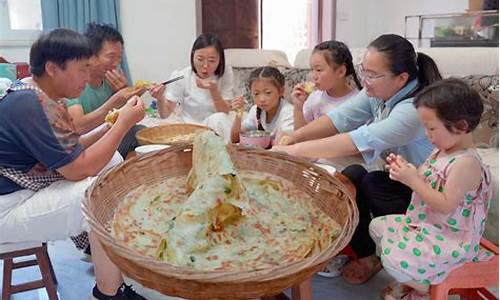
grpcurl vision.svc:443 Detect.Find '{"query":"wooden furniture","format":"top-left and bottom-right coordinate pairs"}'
top-left (1, 242), bottom-right (58, 300)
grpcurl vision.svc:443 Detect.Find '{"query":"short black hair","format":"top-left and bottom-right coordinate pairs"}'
top-left (190, 33), bottom-right (225, 77)
top-left (30, 28), bottom-right (92, 77)
top-left (414, 78), bottom-right (484, 133)
top-left (84, 22), bottom-right (124, 55)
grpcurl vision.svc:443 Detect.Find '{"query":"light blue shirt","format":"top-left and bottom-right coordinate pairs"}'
top-left (327, 79), bottom-right (433, 166)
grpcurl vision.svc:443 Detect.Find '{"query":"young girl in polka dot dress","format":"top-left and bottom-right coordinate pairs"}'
top-left (370, 79), bottom-right (493, 300)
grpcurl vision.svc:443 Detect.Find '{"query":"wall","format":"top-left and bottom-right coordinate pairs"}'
top-left (0, 0), bottom-right (200, 80)
top-left (120, 0), bottom-right (200, 83)
top-left (336, 0), bottom-right (469, 48)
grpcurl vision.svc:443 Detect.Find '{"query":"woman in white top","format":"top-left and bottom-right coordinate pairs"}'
top-left (231, 66), bottom-right (294, 145)
top-left (150, 33), bottom-right (235, 140)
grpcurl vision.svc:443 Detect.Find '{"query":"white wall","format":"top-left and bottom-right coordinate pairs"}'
top-left (336, 0), bottom-right (469, 48)
top-left (120, 0), bottom-right (200, 83)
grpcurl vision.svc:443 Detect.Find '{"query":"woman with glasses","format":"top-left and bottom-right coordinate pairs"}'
top-left (273, 34), bottom-right (442, 285)
top-left (150, 33), bottom-right (235, 140)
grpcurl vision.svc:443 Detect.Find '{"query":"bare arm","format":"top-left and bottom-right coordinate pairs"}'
top-left (291, 84), bottom-right (308, 130)
top-left (387, 154), bottom-right (482, 214)
top-left (291, 115), bottom-right (338, 144)
top-left (68, 87), bottom-right (144, 134)
top-left (274, 132), bottom-right (359, 159)
top-left (78, 124), bottom-right (110, 149)
top-left (230, 96), bottom-right (245, 143)
top-left (58, 97), bottom-right (145, 180)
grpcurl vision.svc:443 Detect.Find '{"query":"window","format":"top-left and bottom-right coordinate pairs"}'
top-left (261, 0), bottom-right (314, 64)
top-left (0, 0), bottom-right (42, 45)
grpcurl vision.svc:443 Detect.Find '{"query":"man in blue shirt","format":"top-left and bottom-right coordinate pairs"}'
top-left (0, 29), bottom-right (147, 299)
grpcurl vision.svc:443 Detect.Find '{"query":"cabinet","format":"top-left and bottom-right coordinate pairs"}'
top-left (405, 10), bottom-right (498, 47)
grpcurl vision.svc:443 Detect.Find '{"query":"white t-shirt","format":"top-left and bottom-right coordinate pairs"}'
top-left (242, 99), bottom-right (294, 139)
top-left (164, 66), bottom-right (235, 123)
top-left (303, 89), bottom-right (359, 123)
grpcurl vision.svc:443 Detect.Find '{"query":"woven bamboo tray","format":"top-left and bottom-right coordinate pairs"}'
top-left (82, 144), bottom-right (358, 300)
top-left (135, 123), bottom-right (211, 145)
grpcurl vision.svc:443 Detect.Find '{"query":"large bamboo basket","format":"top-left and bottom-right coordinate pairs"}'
top-left (135, 123), bottom-right (211, 145)
top-left (82, 144), bottom-right (358, 300)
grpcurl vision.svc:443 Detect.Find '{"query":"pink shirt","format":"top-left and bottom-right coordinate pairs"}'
top-left (303, 89), bottom-right (359, 123)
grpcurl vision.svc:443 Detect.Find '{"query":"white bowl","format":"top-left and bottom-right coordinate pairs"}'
top-left (314, 163), bottom-right (336, 175)
top-left (135, 144), bottom-right (170, 155)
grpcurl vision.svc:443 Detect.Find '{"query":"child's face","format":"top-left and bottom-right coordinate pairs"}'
top-left (418, 106), bottom-right (463, 151)
top-left (309, 52), bottom-right (345, 91)
top-left (193, 46), bottom-right (220, 79)
top-left (250, 78), bottom-right (283, 112)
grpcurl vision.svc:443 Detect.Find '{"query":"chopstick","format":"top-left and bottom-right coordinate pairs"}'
top-left (161, 75), bottom-right (184, 86)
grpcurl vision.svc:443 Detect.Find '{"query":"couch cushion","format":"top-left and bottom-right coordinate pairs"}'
top-left (458, 75), bottom-right (499, 148)
top-left (225, 48), bottom-right (291, 68)
top-left (477, 148), bottom-right (499, 244)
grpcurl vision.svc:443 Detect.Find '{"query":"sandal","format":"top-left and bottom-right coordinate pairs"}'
top-left (317, 255), bottom-right (350, 278)
top-left (341, 256), bottom-right (382, 284)
top-left (381, 281), bottom-right (413, 300)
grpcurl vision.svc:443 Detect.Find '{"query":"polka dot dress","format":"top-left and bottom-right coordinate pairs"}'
top-left (378, 149), bottom-right (493, 285)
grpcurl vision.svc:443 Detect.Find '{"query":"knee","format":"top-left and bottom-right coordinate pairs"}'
top-left (341, 164), bottom-right (367, 185)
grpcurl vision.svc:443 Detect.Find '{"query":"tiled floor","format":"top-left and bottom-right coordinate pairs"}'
top-left (1, 239), bottom-right (396, 300)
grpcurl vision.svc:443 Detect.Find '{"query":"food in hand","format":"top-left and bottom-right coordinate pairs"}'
top-left (278, 135), bottom-right (291, 145)
top-left (134, 80), bottom-right (153, 89)
top-left (105, 108), bottom-right (120, 124)
top-left (303, 81), bottom-right (315, 94)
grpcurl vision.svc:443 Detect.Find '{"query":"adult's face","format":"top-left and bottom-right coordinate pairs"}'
top-left (49, 58), bottom-right (91, 99)
top-left (359, 49), bottom-right (408, 101)
top-left (192, 46), bottom-right (220, 79)
top-left (90, 40), bottom-right (123, 77)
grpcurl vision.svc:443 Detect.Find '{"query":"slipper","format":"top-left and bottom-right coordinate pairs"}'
top-left (317, 255), bottom-right (350, 278)
top-left (381, 281), bottom-right (413, 300)
top-left (341, 257), bottom-right (382, 284)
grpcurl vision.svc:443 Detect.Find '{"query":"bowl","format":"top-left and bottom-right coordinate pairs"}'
top-left (135, 144), bottom-right (170, 155)
top-left (239, 130), bottom-right (271, 148)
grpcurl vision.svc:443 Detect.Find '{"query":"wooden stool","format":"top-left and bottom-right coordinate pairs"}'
top-left (430, 237), bottom-right (499, 300)
top-left (1, 242), bottom-right (58, 300)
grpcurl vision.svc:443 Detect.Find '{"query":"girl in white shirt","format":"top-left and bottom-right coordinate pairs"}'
top-left (150, 33), bottom-right (235, 140)
top-left (231, 66), bottom-right (294, 145)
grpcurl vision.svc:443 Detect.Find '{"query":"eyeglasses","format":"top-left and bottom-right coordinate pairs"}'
top-left (357, 64), bottom-right (391, 85)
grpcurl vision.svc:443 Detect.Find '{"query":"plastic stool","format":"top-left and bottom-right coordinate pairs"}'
top-left (430, 237), bottom-right (499, 300)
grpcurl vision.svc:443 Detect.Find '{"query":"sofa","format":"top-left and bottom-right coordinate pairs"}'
top-left (225, 47), bottom-right (499, 243)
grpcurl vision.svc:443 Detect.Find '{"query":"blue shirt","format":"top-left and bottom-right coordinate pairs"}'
top-left (0, 82), bottom-right (83, 194)
top-left (327, 79), bottom-right (433, 166)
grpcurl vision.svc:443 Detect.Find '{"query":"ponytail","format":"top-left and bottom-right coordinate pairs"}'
top-left (415, 52), bottom-right (442, 91)
top-left (368, 34), bottom-right (442, 96)
top-left (314, 40), bottom-right (362, 90)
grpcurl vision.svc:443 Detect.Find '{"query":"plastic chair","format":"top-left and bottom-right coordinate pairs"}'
top-left (1, 242), bottom-right (58, 300)
top-left (430, 237), bottom-right (499, 300)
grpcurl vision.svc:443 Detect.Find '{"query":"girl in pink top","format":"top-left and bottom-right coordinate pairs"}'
top-left (371, 79), bottom-right (493, 300)
top-left (291, 40), bottom-right (362, 130)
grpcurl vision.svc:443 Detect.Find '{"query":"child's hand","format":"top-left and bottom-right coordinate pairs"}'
top-left (231, 96), bottom-right (245, 111)
top-left (291, 83), bottom-right (308, 108)
top-left (388, 155), bottom-right (418, 187)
